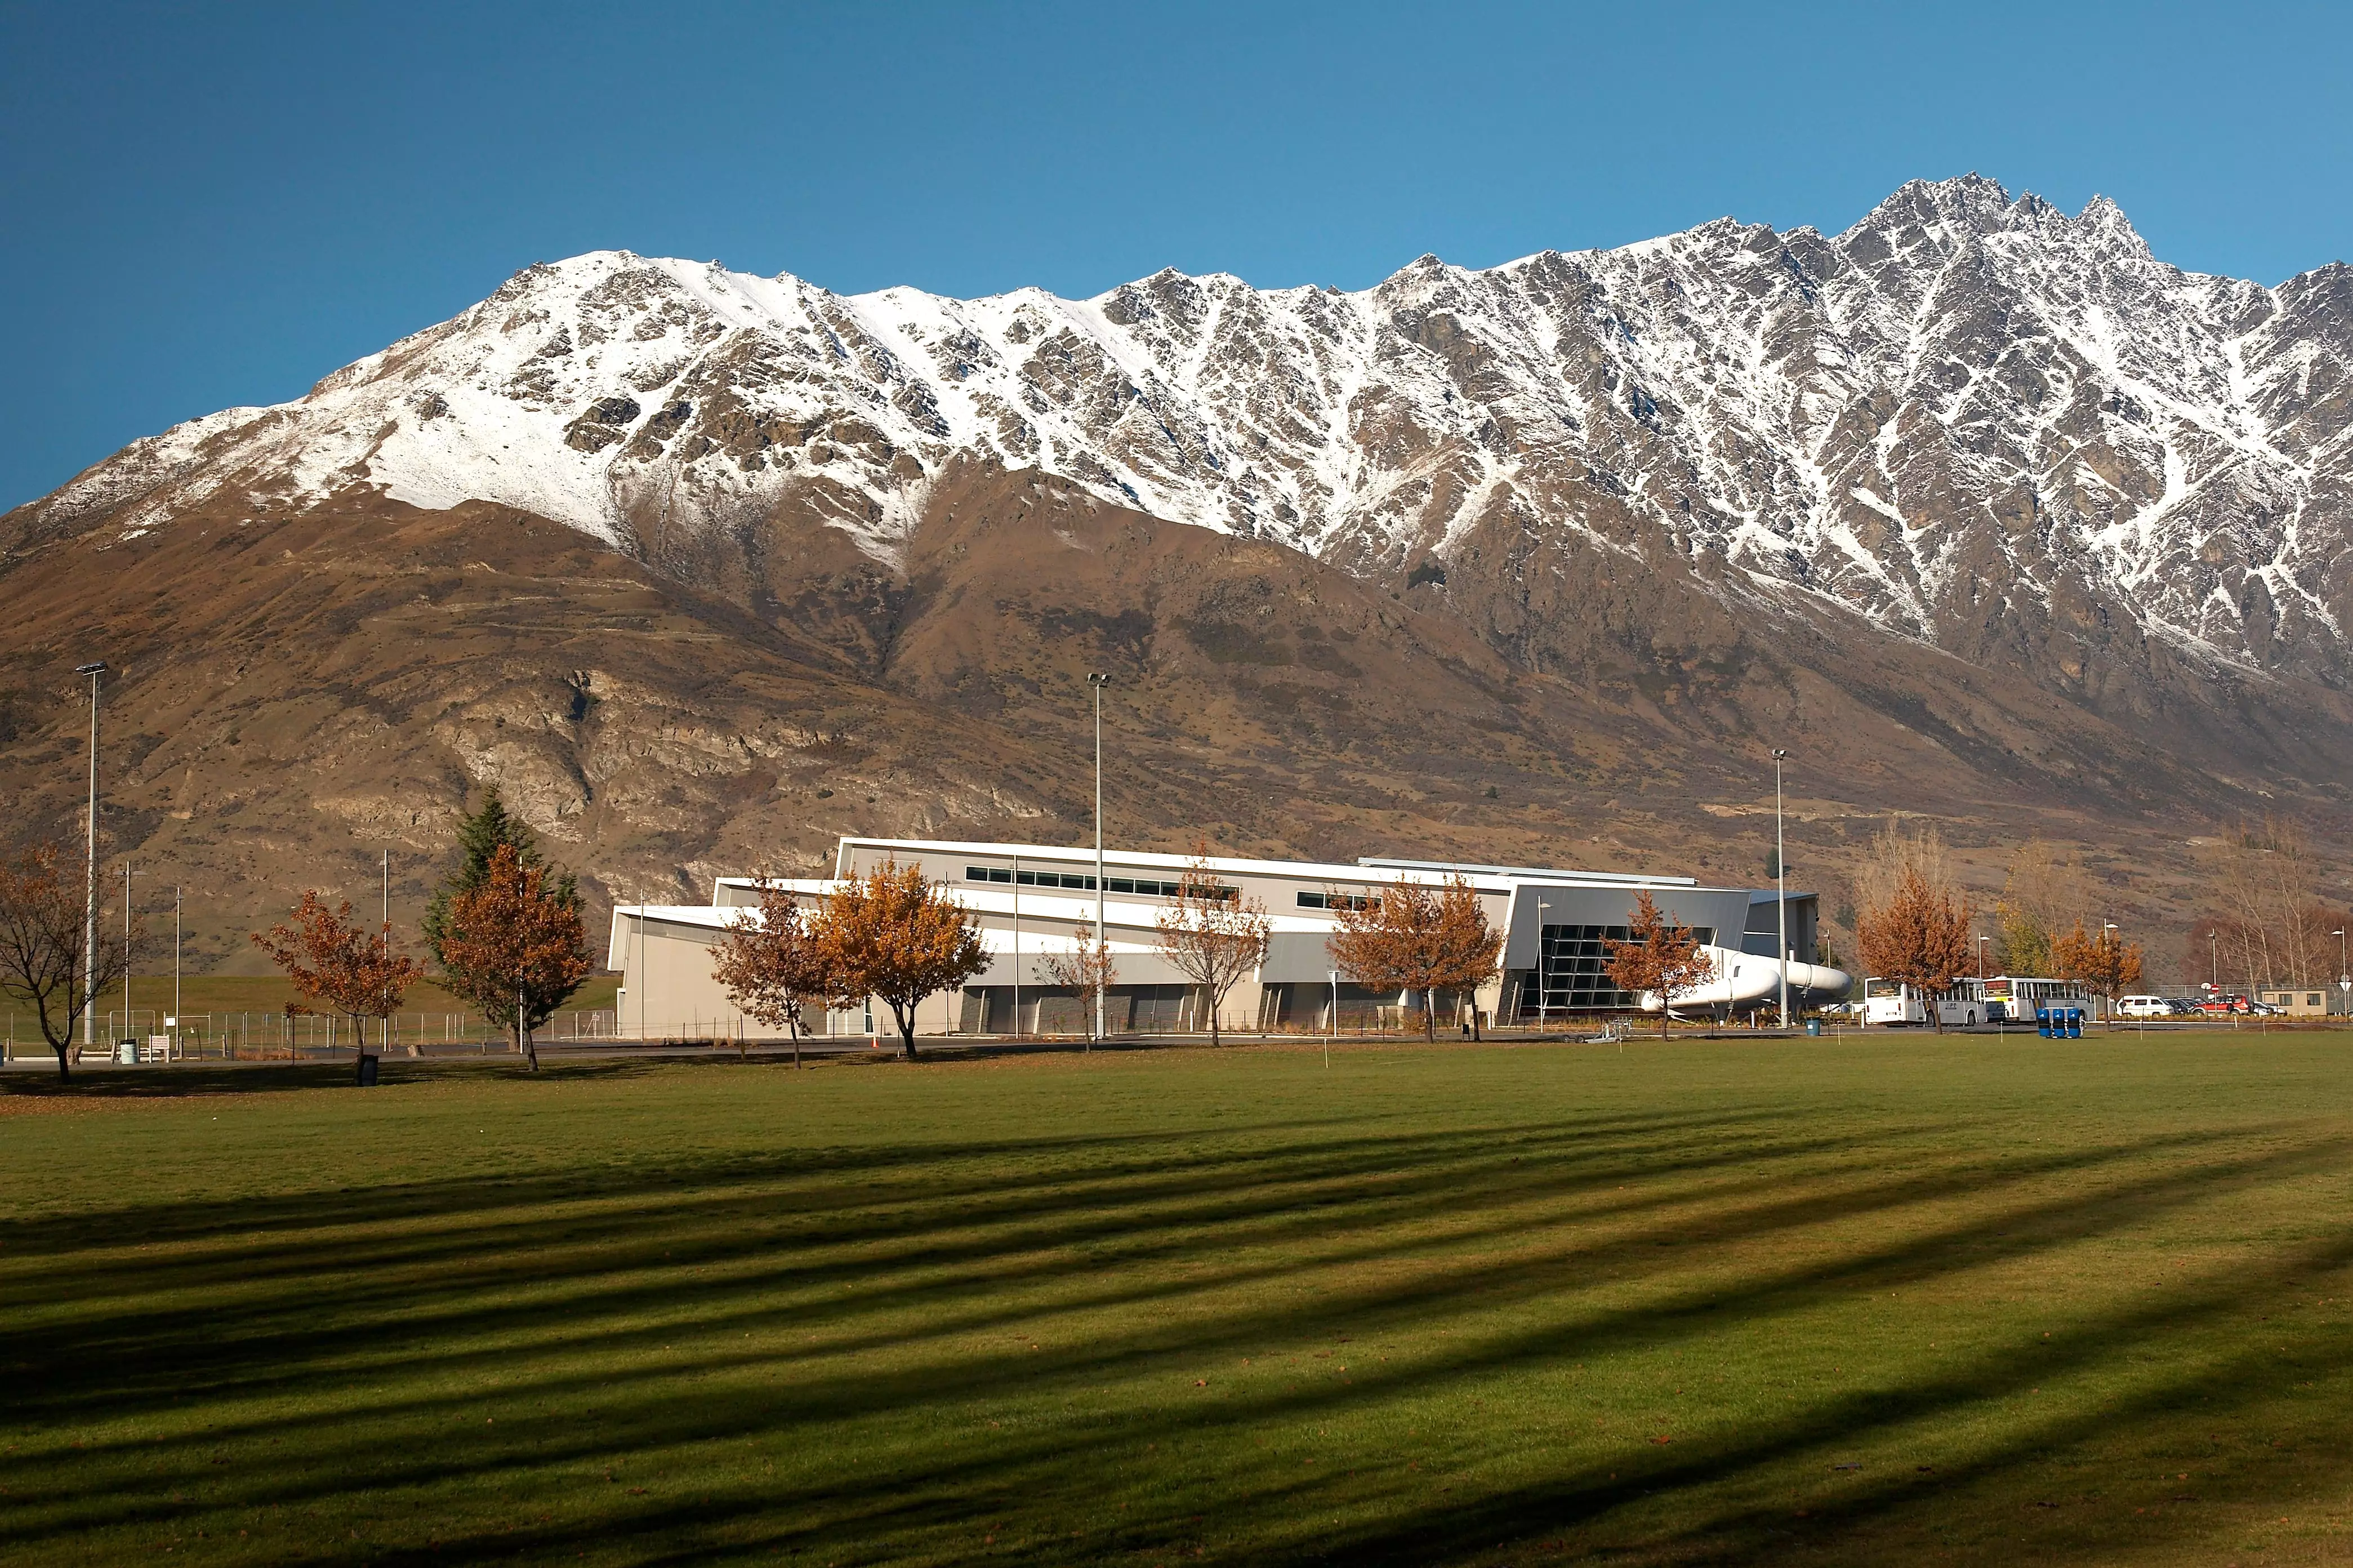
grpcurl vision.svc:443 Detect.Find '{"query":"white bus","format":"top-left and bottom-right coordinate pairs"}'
top-left (1862, 979), bottom-right (1983, 1027)
top-left (1973, 975), bottom-right (2097, 1023)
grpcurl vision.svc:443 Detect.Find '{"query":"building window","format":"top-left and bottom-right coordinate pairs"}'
top-left (965, 866), bottom-right (1013, 884)
top-left (1298, 890), bottom-right (1375, 911)
top-left (1523, 922), bottom-right (1719, 1013)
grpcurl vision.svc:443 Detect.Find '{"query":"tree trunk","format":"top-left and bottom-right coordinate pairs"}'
top-left (50, 1040), bottom-right (69, 1080)
top-left (1423, 988), bottom-right (1436, 1043)
top-left (893, 1001), bottom-right (919, 1061)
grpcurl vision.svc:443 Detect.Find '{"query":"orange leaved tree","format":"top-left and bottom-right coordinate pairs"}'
top-left (1326, 874), bottom-right (1503, 1041)
top-left (1151, 852), bottom-right (1271, 1048)
top-left (435, 844), bottom-right (595, 1070)
top-left (253, 892), bottom-right (426, 1076)
top-left (0, 843), bottom-right (136, 1079)
top-left (816, 858), bottom-right (988, 1061)
top-left (710, 879), bottom-right (836, 1058)
top-left (2053, 920), bottom-right (2144, 1007)
top-left (1855, 864), bottom-right (1976, 1034)
top-left (1603, 890), bottom-right (1718, 1041)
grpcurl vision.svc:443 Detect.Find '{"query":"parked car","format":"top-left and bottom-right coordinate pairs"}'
top-left (2165, 997), bottom-right (2204, 1017)
top-left (2118, 995), bottom-right (2171, 1019)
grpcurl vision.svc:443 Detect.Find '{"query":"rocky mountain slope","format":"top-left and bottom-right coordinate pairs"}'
top-left (18, 175), bottom-right (2350, 688)
top-left (4, 175), bottom-right (2350, 969)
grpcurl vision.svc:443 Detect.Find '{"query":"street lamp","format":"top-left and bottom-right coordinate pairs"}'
top-left (1771, 749), bottom-right (1790, 1028)
top-left (2104, 923), bottom-right (2119, 1027)
top-left (1087, 672), bottom-right (1109, 1046)
top-left (2336, 929), bottom-right (2347, 1012)
top-left (74, 661), bottom-right (105, 1046)
top-left (1978, 934), bottom-right (1990, 984)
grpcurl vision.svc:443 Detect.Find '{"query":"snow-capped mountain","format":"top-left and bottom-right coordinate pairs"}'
top-left (18, 174), bottom-right (2352, 681)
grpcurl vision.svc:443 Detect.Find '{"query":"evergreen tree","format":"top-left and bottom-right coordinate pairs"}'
top-left (422, 787), bottom-right (577, 967)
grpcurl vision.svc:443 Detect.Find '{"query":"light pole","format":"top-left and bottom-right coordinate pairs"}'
top-left (1088, 672), bottom-right (1109, 1046)
top-left (173, 886), bottom-right (183, 1054)
top-left (121, 862), bottom-right (143, 1044)
top-left (1978, 934), bottom-right (1990, 984)
top-left (2103, 922), bottom-right (2119, 1027)
top-left (1771, 750), bottom-right (1790, 1029)
top-left (74, 662), bottom-right (106, 1046)
top-left (1535, 895), bottom-right (1550, 1034)
top-left (2337, 929), bottom-right (2347, 1017)
top-left (1327, 969), bottom-right (1338, 1068)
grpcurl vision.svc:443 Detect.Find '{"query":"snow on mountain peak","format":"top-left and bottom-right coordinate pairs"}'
top-left (20, 178), bottom-right (2353, 679)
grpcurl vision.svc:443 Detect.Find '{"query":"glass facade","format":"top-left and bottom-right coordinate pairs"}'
top-left (1527, 923), bottom-right (1717, 1013)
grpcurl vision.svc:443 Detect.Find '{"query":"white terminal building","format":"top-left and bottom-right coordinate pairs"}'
top-left (606, 836), bottom-right (1852, 1040)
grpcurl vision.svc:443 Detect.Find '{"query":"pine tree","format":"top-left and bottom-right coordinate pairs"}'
top-left (422, 787), bottom-right (577, 967)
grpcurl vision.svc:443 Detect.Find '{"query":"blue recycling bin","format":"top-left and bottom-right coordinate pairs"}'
top-left (2036, 1006), bottom-right (2051, 1038)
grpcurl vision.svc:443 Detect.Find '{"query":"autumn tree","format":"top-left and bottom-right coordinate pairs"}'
top-left (1151, 851), bottom-right (1271, 1048)
top-left (435, 844), bottom-right (595, 1070)
top-left (1602, 890), bottom-right (1718, 1041)
top-left (253, 892), bottom-right (427, 1076)
top-left (1326, 874), bottom-right (1503, 1042)
top-left (1993, 839), bottom-right (2084, 977)
top-left (0, 843), bottom-right (136, 1080)
top-left (2052, 919), bottom-right (2144, 1004)
top-left (1039, 925), bottom-right (1116, 1040)
top-left (710, 879), bottom-right (835, 1057)
top-left (422, 787), bottom-right (578, 969)
top-left (817, 858), bottom-right (988, 1061)
top-left (1855, 863), bottom-right (1977, 1034)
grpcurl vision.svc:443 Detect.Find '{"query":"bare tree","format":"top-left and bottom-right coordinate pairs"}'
top-left (1326, 874), bottom-right (1503, 1041)
top-left (817, 858), bottom-right (987, 1061)
top-left (1039, 925), bottom-right (1116, 1037)
top-left (1602, 890), bottom-right (1717, 1041)
top-left (0, 844), bottom-right (135, 1079)
top-left (710, 879), bottom-right (835, 1060)
top-left (2202, 820), bottom-right (2328, 988)
top-left (1151, 851), bottom-right (1270, 1048)
top-left (1994, 839), bottom-right (2085, 977)
top-left (252, 892), bottom-right (427, 1078)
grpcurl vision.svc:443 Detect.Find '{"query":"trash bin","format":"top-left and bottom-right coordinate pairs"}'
top-left (115, 1037), bottom-right (139, 1064)
top-left (355, 1053), bottom-right (380, 1087)
top-left (1804, 1018), bottom-right (1822, 1036)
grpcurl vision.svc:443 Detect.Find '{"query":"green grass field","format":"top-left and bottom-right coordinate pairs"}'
top-left (6, 1034), bottom-right (2353, 1565)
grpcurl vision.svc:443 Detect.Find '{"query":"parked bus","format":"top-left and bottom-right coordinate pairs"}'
top-left (1863, 975), bottom-right (2095, 1027)
top-left (1862, 979), bottom-right (1982, 1027)
top-left (1974, 975), bottom-right (2097, 1023)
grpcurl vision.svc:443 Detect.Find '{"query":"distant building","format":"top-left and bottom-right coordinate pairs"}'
top-left (604, 836), bottom-right (1849, 1040)
top-left (2256, 985), bottom-right (2335, 1017)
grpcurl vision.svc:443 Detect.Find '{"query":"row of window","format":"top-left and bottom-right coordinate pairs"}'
top-left (1295, 890), bottom-right (1375, 911)
top-left (963, 866), bottom-right (1236, 901)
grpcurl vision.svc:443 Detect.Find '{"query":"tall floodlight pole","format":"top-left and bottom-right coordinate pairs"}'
top-left (122, 862), bottom-right (138, 1040)
top-left (75, 662), bottom-right (106, 1046)
top-left (1088, 672), bottom-right (1109, 1046)
top-left (1011, 852), bottom-right (1022, 1040)
top-left (1772, 750), bottom-right (1790, 1029)
top-left (2337, 929), bottom-right (2347, 1012)
top-left (173, 887), bottom-right (183, 1050)
top-left (2104, 922), bottom-right (2119, 1027)
top-left (1536, 896), bottom-right (1550, 1034)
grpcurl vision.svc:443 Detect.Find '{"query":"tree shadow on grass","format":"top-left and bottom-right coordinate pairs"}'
top-left (7, 1090), bottom-right (2351, 1565)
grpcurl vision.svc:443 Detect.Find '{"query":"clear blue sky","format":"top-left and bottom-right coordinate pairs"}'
top-left (3, 0), bottom-right (2348, 510)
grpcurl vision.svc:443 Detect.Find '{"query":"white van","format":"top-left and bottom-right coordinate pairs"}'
top-left (2117, 995), bottom-right (2170, 1019)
